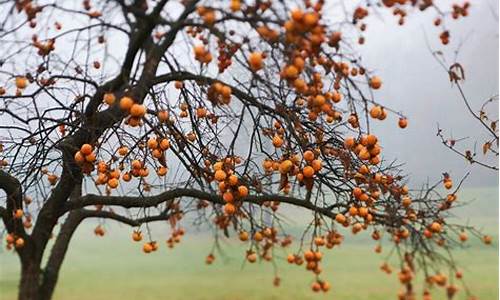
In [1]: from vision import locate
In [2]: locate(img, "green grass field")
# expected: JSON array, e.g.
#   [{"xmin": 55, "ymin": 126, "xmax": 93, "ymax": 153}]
[{"xmin": 0, "ymin": 187, "xmax": 498, "ymax": 300}]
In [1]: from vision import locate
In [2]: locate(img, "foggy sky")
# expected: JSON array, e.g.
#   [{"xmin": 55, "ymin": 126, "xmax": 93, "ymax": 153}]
[{"xmin": 358, "ymin": 0, "xmax": 499, "ymax": 187}]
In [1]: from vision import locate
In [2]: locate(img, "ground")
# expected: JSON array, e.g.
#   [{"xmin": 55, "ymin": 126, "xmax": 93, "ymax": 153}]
[{"xmin": 0, "ymin": 187, "xmax": 498, "ymax": 300}]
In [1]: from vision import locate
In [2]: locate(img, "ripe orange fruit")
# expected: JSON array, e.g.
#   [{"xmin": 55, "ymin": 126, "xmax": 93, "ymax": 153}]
[
  {"xmin": 214, "ymin": 170, "xmax": 227, "ymax": 182},
  {"xmin": 303, "ymin": 150, "xmax": 315, "ymax": 162},
  {"xmin": 247, "ymin": 252, "xmax": 257, "ymax": 263},
  {"xmin": 398, "ymin": 117, "xmax": 408, "ymax": 128},
  {"xmin": 80, "ymin": 144, "xmax": 93, "ymax": 156},
  {"xmin": 284, "ymin": 65, "xmax": 299, "ymax": 79},
  {"xmin": 444, "ymin": 180, "xmax": 453, "ymax": 189},
  {"xmin": 147, "ymin": 138, "xmax": 158, "ymax": 149},
  {"xmin": 291, "ymin": 9, "xmax": 303, "ymax": 22},
  {"xmin": 131, "ymin": 160, "xmax": 142, "ymax": 169},
  {"xmin": 205, "ymin": 254, "xmax": 215, "ymax": 264},
  {"xmin": 311, "ymin": 282, "xmax": 321, "ymax": 292},
  {"xmin": 118, "ymin": 146, "xmax": 128, "ymax": 156},
  {"xmin": 174, "ymin": 81, "xmax": 184, "ymax": 89},
  {"xmin": 193, "ymin": 45, "xmax": 205, "ymax": 57},
  {"xmin": 103, "ymin": 93, "xmax": 115, "ymax": 105},
  {"xmin": 143, "ymin": 242, "xmax": 153, "ymax": 253},
  {"xmin": 122, "ymin": 172, "xmax": 131, "ymax": 182},
  {"xmin": 237, "ymin": 185, "xmax": 248, "ymax": 197},
  {"xmin": 130, "ymin": 104, "xmax": 146, "ymax": 117},
  {"xmin": 223, "ymin": 191, "xmax": 234, "ymax": 203},
  {"xmin": 253, "ymin": 231, "xmax": 263, "ymax": 241},
  {"xmin": 6, "ymin": 233, "xmax": 15, "ymax": 244},
  {"xmin": 239, "ymin": 231, "xmax": 249, "ymax": 241},
  {"xmin": 107, "ymin": 178, "xmax": 119, "ymax": 188},
  {"xmin": 248, "ymin": 52, "xmax": 264, "ymax": 71},
  {"xmin": 15, "ymin": 238, "xmax": 25, "ymax": 249},
  {"xmin": 279, "ymin": 160, "xmax": 293, "ymax": 174},
  {"xmin": 369, "ymin": 76, "xmax": 382, "ymax": 89},
  {"xmin": 157, "ymin": 166, "xmax": 168, "ymax": 176},
  {"xmin": 430, "ymin": 222, "xmax": 442, "ymax": 233},
  {"xmin": 119, "ymin": 96, "xmax": 134, "ymax": 111},
  {"xmin": 196, "ymin": 107, "xmax": 207, "ymax": 118},
  {"xmin": 365, "ymin": 134, "xmax": 377, "ymax": 146},
  {"xmin": 228, "ymin": 174, "xmax": 238, "ymax": 186},
  {"xmin": 47, "ymin": 174, "xmax": 58, "ymax": 185},
  {"xmin": 159, "ymin": 139, "xmax": 170, "ymax": 150},
  {"xmin": 157, "ymin": 110, "xmax": 169, "ymax": 122},
  {"xmin": 132, "ymin": 231, "xmax": 142, "ymax": 242},
  {"xmin": 224, "ymin": 203, "xmax": 236, "ymax": 214},
  {"xmin": 230, "ymin": 0, "xmax": 241, "ymax": 11},
  {"xmin": 369, "ymin": 106, "xmax": 382, "ymax": 119},
  {"xmin": 344, "ymin": 137, "xmax": 356, "ymax": 148},
  {"xmin": 303, "ymin": 12, "xmax": 319, "ymax": 27},
  {"xmin": 221, "ymin": 85, "xmax": 232, "ymax": 99},
  {"xmin": 303, "ymin": 166, "xmax": 314, "ymax": 178},
  {"xmin": 272, "ymin": 135, "xmax": 283, "ymax": 148},
  {"xmin": 74, "ymin": 151, "xmax": 85, "ymax": 163},
  {"xmin": 13, "ymin": 209, "xmax": 23, "ymax": 219},
  {"xmin": 15, "ymin": 77, "xmax": 28, "ymax": 89},
  {"xmin": 311, "ymin": 159, "xmax": 322, "ymax": 171},
  {"xmin": 335, "ymin": 213, "xmax": 346, "ymax": 224}
]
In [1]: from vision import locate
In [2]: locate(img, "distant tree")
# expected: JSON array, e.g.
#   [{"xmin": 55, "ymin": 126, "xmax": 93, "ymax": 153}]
[{"xmin": 0, "ymin": 1, "xmax": 491, "ymax": 300}]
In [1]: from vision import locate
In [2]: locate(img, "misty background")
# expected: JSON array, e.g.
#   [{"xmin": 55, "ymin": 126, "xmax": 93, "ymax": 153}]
[{"xmin": 358, "ymin": 0, "xmax": 499, "ymax": 188}]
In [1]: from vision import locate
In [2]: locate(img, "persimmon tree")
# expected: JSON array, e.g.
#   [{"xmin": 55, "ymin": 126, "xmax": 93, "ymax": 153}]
[{"xmin": 0, "ymin": 1, "xmax": 492, "ymax": 300}]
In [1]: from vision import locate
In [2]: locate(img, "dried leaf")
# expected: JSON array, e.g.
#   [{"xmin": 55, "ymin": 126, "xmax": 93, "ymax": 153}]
[
  {"xmin": 491, "ymin": 121, "xmax": 497, "ymax": 132},
  {"xmin": 465, "ymin": 150, "xmax": 473, "ymax": 161},
  {"xmin": 483, "ymin": 142, "xmax": 491, "ymax": 155}
]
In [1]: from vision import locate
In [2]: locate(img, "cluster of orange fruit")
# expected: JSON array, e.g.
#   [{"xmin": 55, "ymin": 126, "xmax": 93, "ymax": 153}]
[
  {"xmin": 146, "ymin": 136, "xmax": 170, "ymax": 162},
  {"xmin": 117, "ymin": 96, "xmax": 146, "ymax": 127},
  {"xmin": 344, "ymin": 134, "xmax": 382, "ymax": 165},
  {"xmin": 300, "ymin": 250, "xmax": 331, "ymax": 292},
  {"xmin": 41, "ymin": 168, "xmax": 58, "ymax": 186},
  {"xmin": 369, "ymin": 105, "xmax": 388, "ymax": 121},
  {"xmin": 74, "ymin": 144, "xmax": 97, "ymax": 174},
  {"xmin": 95, "ymin": 161, "xmax": 120, "ymax": 189},
  {"xmin": 284, "ymin": 8, "xmax": 323, "ymax": 48},
  {"xmin": 213, "ymin": 158, "xmax": 248, "ymax": 215},
  {"xmin": 193, "ymin": 44, "xmax": 212, "ymax": 64},
  {"xmin": 166, "ymin": 228, "xmax": 185, "ymax": 249},
  {"xmin": 5, "ymin": 233, "xmax": 24, "ymax": 250},
  {"xmin": 142, "ymin": 241, "xmax": 159, "ymax": 253},
  {"xmin": 8, "ymin": 208, "xmax": 33, "ymax": 231},
  {"xmin": 262, "ymin": 149, "xmax": 323, "ymax": 192},
  {"xmin": 178, "ymin": 102, "xmax": 209, "ymax": 120},
  {"xmin": 207, "ymin": 82, "xmax": 232, "ymax": 105}
]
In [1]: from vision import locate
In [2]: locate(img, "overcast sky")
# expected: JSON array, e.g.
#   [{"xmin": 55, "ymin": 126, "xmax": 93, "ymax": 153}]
[{"xmin": 356, "ymin": 0, "xmax": 499, "ymax": 188}]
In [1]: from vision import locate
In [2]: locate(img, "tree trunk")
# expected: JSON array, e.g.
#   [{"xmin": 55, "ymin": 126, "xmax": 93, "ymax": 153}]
[
  {"xmin": 38, "ymin": 211, "xmax": 83, "ymax": 300},
  {"xmin": 18, "ymin": 260, "xmax": 41, "ymax": 300}
]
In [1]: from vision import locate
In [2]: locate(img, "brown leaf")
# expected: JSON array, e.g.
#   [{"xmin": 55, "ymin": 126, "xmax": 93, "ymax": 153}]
[
  {"xmin": 483, "ymin": 142, "xmax": 491, "ymax": 155},
  {"xmin": 491, "ymin": 121, "xmax": 497, "ymax": 132}
]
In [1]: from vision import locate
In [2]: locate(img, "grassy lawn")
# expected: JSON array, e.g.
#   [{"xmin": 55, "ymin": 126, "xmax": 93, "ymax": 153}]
[{"xmin": 0, "ymin": 187, "xmax": 498, "ymax": 300}]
